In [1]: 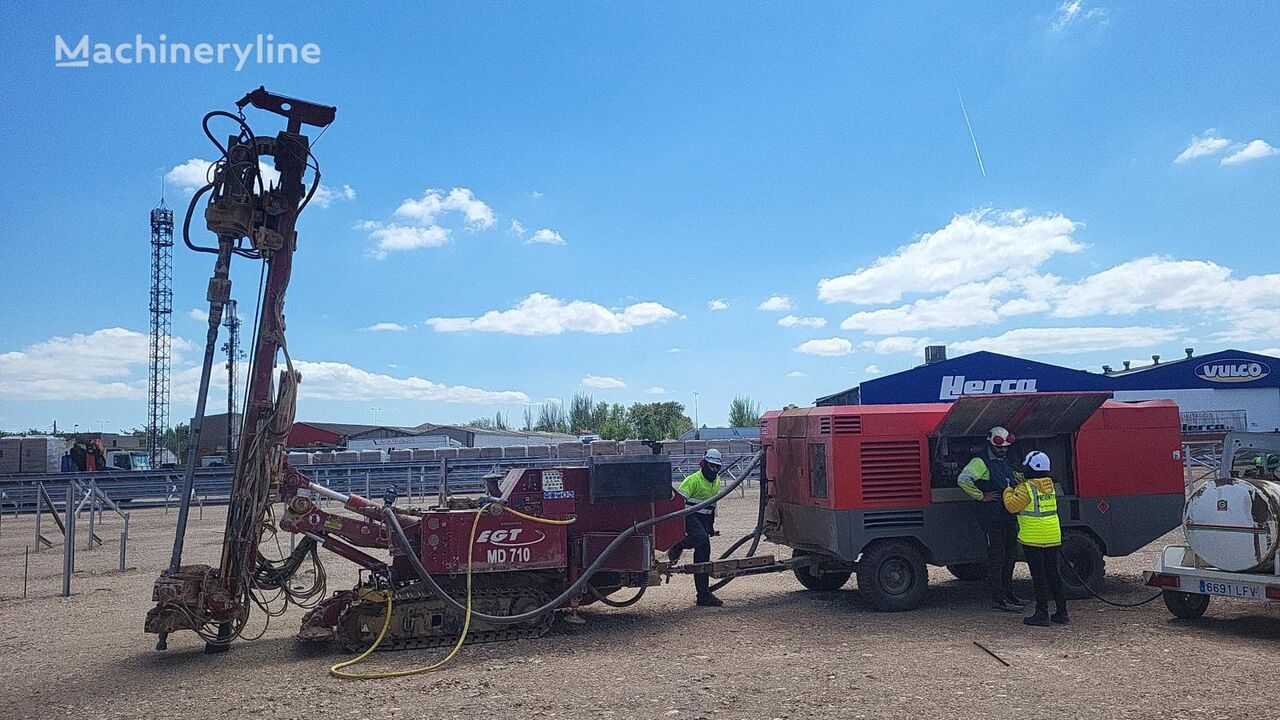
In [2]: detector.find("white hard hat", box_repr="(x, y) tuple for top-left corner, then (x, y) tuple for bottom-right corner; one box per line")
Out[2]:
(703, 448), (724, 466)
(988, 426), (1014, 447)
(1023, 451), (1051, 472)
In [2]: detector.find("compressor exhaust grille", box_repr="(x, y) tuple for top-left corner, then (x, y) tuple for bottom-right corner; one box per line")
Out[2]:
(860, 440), (924, 504)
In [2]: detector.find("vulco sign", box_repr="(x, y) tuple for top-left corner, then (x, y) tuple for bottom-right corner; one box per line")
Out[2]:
(1196, 360), (1269, 384)
(940, 375), (1037, 400)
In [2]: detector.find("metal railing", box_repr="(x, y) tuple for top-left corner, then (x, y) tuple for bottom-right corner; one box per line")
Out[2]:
(0, 452), (761, 513)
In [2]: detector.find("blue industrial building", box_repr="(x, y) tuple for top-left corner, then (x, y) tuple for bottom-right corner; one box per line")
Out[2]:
(817, 347), (1279, 434)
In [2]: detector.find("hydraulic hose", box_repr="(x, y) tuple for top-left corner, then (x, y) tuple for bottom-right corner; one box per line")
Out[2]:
(587, 582), (647, 608)
(383, 450), (764, 626)
(1060, 560), (1162, 608)
(708, 469), (770, 593)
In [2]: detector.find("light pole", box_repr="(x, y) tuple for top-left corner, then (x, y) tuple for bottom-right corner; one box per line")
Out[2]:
(692, 391), (700, 433)
(370, 407), (383, 425)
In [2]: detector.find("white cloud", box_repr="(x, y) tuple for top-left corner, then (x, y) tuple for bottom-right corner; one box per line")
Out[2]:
(360, 222), (451, 259)
(526, 228), (565, 246)
(293, 361), (529, 404)
(1053, 256), (1280, 318)
(582, 375), (626, 390)
(165, 157), (281, 192)
(949, 326), (1182, 356)
(189, 308), (209, 321)
(1221, 139), (1280, 166)
(839, 278), (1012, 334)
(309, 183), (357, 208)
(778, 314), (827, 329)
(707, 298), (730, 311)
(862, 336), (933, 356)
(795, 337), (853, 357)
(1254, 348), (1280, 358)
(1175, 130), (1231, 163)
(667, 347), (685, 353)
(0, 328), (191, 401)
(864, 365), (882, 375)
(509, 219), (527, 237)
(786, 370), (807, 378)
(426, 293), (678, 335)
(646, 386), (670, 395)
(394, 188), (495, 231)
(758, 295), (793, 312)
(818, 210), (1083, 304)
(1051, 1), (1106, 32)
(531, 191), (544, 199)
(363, 322), (407, 332)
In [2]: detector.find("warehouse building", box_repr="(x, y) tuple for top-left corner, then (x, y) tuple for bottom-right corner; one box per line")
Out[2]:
(817, 346), (1279, 435)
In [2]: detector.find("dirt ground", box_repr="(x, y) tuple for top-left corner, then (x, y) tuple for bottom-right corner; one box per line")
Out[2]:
(1, 488), (1277, 720)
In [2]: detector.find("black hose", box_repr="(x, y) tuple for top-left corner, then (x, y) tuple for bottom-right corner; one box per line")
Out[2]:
(1060, 561), (1162, 608)
(587, 582), (647, 608)
(708, 472), (770, 592)
(383, 451), (764, 625)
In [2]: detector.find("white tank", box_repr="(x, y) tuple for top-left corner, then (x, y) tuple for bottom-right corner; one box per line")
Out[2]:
(1184, 477), (1280, 573)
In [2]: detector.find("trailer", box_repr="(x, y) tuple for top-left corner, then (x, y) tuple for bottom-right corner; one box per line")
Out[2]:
(761, 392), (1187, 610)
(1143, 431), (1280, 618)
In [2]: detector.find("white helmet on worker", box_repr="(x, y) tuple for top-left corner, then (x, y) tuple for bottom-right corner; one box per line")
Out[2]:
(987, 426), (1014, 447)
(1024, 451), (1051, 473)
(703, 448), (724, 467)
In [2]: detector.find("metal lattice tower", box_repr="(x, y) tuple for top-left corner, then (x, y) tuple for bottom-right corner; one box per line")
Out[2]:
(147, 199), (174, 465)
(221, 299), (242, 459)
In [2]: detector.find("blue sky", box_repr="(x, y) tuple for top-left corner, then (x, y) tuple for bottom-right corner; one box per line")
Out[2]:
(2, 2), (1278, 433)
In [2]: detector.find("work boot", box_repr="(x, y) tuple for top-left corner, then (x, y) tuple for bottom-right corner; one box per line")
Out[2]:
(1051, 608), (1070, 625)
(696, 593), (724, 607)
(667, 548), (683, 565)
(1005, 592), (1030, 607)
(1023, 609), (1051, 627)
(991, 599), (1021, 612)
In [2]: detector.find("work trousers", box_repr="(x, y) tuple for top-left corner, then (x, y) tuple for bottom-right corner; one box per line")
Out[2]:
(976, 501), (1017, 601)
(669, 513), (714, 597)
(1023, 545), (1067, 613)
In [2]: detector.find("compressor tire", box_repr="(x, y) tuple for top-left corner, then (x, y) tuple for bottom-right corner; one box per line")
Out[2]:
(1058, 531), (1105, 599)
(856, 539), (928, 612)
(946, 563), (987, 582)
(793, 557), (852, 592)
(1162, 590), (1210, 620)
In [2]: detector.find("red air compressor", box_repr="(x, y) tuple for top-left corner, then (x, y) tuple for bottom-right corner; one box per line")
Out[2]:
(761, 392), (1185, 610)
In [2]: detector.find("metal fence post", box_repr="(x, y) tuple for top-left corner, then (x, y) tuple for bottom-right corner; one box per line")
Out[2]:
(365, 471), (371, 498)
(62, 483), (76, 597)
(406, 468), (412, 504)
(119, 513), (129, 572)
(86, 493), (96, 550)
(438, 458), (448, 507)
(33, 484), (43, 554)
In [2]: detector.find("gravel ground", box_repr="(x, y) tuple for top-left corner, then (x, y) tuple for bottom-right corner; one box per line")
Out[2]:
(1, 488), (1277, 720)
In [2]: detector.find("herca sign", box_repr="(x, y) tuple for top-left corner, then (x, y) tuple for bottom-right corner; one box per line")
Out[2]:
(940, 375), (1037, 400)
(1195, 359), (1271, 384)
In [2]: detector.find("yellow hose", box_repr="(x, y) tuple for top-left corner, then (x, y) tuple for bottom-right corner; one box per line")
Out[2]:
(329, 504), (575, 679)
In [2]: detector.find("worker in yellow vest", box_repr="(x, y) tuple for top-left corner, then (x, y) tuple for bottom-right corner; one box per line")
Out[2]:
(667, 448), (725, 607)
(1003, 451), (1069, 626)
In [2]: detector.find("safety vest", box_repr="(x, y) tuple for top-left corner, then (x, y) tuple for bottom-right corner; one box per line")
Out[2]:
(1014, 479), (1061, 548)
(678, 469), (718, 515)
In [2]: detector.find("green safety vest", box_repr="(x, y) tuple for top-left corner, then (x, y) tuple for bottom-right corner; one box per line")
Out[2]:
(1014, 479), (1061, 548)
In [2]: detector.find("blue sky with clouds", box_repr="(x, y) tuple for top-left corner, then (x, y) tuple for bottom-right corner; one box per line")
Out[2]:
(2, 2), (1278, 432)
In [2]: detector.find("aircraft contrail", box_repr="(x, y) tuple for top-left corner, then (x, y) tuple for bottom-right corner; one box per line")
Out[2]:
(957, 87), (987, 178)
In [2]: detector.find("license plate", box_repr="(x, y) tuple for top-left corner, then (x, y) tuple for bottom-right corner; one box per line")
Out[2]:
(1198, 579), (1264, 600)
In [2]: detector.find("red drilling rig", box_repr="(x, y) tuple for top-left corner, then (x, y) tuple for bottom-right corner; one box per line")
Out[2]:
(144, 90), (729, 655)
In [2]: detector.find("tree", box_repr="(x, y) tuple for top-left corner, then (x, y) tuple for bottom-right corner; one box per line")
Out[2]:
(628, 401), (693, 441)
(569, 392), (595, 434)
(596, 403), (633, 440)
(163, 423), (190, 458)
(522, 405), (535, 432)
(535, 402), (570, 434)
(728, 395), (762, 428)
(466, 416), (498, 430)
